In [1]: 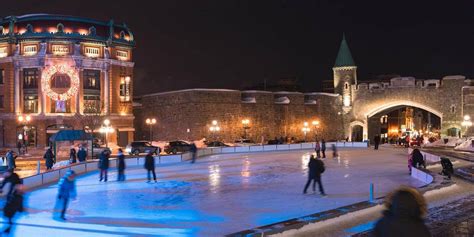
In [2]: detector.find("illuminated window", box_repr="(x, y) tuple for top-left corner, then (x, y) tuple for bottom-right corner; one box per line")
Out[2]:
(24, 45), (37, 56)
(52, 44), (69, 55)
(0, 47), (7, 57)
(83, 70), (100, 89)
(51, 74), (71, 88)
(116, 50), (128, 60)
(120, 76), (131, 102)
(23, 69), (38, 89)
(23, 95), (38, 113)
(51, 99), (70, 113)
(84, 46), (100, 58)
(83, 95), (101, 113)
(380, 115), (388, 124)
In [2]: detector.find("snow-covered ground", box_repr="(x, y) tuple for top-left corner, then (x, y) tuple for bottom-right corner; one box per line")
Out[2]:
(4, 147), (423, 236)
(454, 137), (474, 151)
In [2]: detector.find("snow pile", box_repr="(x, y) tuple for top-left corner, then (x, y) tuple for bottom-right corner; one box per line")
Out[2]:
(52, 160), (70, 169)
(424, 137), (463, 147)
(454, 137), (474, 151)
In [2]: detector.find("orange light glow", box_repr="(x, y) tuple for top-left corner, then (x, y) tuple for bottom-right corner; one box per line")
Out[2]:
(48, 27), (57, 33)
(77, 29), (88, 35)
(18, 28), (26, 34)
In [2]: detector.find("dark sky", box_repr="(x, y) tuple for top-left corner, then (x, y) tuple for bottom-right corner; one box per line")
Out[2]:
(2, 0), (473, 95)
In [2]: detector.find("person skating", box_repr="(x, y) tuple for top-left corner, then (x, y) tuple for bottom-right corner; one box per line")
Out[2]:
(374, 135), (381, 150)
(144, 152), (157, 182)
(303, 155), (326, 196)
(373, 186), (431, 237)
(117, 148), (126, 181)
(98, 150), (110, 182)
(2, 183), (24, 234)
(44, 148), (55, 170)
(314, 140), (321, 158)
(321, 139), (327, 158)
(0, 169), (22, 199)
(16, 141), (22, 155)
(331, 144), (338, 158)
(5, 150), (16, 171)
(190, 142), (197, 163)
(77, 146), (87, 162)
(57, 170), (77, 220)
(69, 147), (77, 164)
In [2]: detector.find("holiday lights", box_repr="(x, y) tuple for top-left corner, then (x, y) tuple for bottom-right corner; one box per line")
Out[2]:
(41, 64), (80, 101)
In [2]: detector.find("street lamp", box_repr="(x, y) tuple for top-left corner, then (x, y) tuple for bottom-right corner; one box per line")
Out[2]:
(241, 119), (250, 139)
(302, 122), (311, 141)
(145, 118), (157, 142)
(461, 115), (472, 137)
(312, 120), (320, 141)
(209, 120), (221, 141)
(100, 119), (114, 148)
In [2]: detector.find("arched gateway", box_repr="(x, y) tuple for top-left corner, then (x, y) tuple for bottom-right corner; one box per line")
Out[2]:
(331, 35), (474, 142)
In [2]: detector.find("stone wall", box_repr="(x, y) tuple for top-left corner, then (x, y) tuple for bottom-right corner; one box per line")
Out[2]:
(135, 89), (344, 143)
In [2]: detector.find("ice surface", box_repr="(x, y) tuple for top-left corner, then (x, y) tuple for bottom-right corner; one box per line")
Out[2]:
(3, 147), (424, 236)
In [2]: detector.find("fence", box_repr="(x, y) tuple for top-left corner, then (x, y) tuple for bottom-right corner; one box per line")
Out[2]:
(22, 141), (368, 190)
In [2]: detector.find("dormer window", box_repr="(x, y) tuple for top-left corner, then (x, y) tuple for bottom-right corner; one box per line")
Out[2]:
(119, 31), (126, 39)
(57, 23), (64, 33)
(84, 46), (100, 58)
(52, 44), (69, 55)
(23, 45), (37, 56)
(116, 50), (128, 60)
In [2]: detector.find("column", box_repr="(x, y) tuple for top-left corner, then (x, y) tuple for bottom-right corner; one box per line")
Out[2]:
(14, 67), (20, 113)
(104, 69), (109, 114)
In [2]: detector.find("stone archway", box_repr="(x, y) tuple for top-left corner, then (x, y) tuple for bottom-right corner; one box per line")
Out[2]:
(349, 120), (367, 142)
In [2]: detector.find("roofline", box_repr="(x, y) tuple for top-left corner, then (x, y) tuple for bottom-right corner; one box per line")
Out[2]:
(141, 88), (241, 97)
(1, 14), (127, 28)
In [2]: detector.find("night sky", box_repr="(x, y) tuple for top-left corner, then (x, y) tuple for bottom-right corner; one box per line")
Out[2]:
(1, 0), (473, 95)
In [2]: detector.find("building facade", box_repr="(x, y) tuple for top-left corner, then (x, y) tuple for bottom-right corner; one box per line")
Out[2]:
(0, 14), (135, 148)
(135, 35), (474, 143)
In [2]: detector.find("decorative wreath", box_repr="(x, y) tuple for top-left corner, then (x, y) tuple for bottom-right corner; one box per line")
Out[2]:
(41, 64), (80, 101)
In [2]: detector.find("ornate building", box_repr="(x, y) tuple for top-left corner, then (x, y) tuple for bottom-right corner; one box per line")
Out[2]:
(0, 14), (135, 148)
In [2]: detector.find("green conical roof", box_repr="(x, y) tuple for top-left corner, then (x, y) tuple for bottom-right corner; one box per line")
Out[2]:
(334, 34), (356, 67)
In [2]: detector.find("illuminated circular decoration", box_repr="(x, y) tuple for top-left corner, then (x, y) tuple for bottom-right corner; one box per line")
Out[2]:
(41, 64), (80, 101)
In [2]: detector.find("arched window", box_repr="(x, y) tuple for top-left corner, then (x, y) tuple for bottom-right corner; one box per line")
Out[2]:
(344, 82), (349, 90)
(57, 23), (64, 33)
(119, 31), (126, 39)
(450, 105), (456, 114)
(88, 26), (96, 36)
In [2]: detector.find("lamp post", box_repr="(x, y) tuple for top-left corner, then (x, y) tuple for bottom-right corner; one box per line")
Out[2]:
(461, 115), (472, 138)
(312, 120), (320, 141)
(145, 118), (157, 142)
(302, 122), (311, 142)
(100, 119), (114, 148)
(242, 119), (250, 139)
(209, 120), (221, 141)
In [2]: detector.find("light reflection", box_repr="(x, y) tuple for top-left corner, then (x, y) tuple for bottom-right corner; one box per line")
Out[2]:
(344, 159), (350, 169)
(241, 159), (251, 178)
(301, 153), (311, 172)
(208, 164), (220, 193)
(344, 174), (350, 178)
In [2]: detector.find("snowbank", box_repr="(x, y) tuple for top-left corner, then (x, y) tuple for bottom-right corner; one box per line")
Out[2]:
(454, 137), (474, 151)
(424, 137), (464, 147)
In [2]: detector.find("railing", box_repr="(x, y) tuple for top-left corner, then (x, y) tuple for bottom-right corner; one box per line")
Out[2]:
(21, 141), (368, 190)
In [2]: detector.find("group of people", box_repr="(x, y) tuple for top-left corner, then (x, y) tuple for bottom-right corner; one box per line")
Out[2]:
(43, 145), (88, 170)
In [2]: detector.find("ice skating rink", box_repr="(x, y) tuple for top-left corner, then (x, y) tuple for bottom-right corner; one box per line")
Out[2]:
(5, 146), (423, 236)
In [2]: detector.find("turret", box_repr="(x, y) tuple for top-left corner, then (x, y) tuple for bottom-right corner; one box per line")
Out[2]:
(333, 33), (357, 110)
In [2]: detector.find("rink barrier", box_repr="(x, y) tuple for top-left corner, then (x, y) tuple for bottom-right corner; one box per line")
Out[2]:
(408, 148), (441, 163)
(411, 167), (434, 184)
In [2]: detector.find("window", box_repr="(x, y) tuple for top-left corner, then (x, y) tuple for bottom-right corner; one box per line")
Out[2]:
(0, 95), (3, 109)
(344, 83), (349, 90)
(23, 45), (37, 56)
(84, 46), (100, 58)
(0, 69), (4, 84)
(52, 44), (69, 55)
(83, 95), (101, 114)
(83, 70), (100, 89)
(51, 99), (71, 113)
(51, 74), (70, 88)
(23, 69), (38, 89)
(116, 50), (128, 60)
(23, 95), (38, 113)
(0, 47), (7, 57)
(120, 76), (131, 102)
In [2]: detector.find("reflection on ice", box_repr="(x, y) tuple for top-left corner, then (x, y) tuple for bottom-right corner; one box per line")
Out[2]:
(208, 164), (220, 193)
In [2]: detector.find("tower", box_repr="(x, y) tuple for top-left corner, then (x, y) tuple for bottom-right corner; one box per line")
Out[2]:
(333, 34), (357, 110)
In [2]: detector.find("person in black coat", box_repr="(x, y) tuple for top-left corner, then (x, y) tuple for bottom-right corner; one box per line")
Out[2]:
(98, 150), (110, 182)
(411, 149), (425, 169)
(190, 143), (197, 163)
(0, 169), (22, 198)
(117, 148), (126, 181)
(374, 135), (381, 150)
(374, 186), (431, 237)
(44, 148), (55, 170)
(303, 155), (326, 195)
(144, 152), (157, 182)
(321, 139), (327, 158)
(69, 147), (77, 164)
(2, 184), (24, 234)
(77, 147), (87, 162)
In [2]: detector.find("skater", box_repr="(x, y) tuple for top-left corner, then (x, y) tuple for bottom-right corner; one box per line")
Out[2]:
(190, 142), (197, 163)
(0, 169), (22, 198)
(69, 147), (77, 164)
(374, 186), (430, 237)
(57, 170), (77, 220)
(374, 135), (381, 150)
(117, 148), (126, 181)
(331, 144), (338, 158)
(303, 155), (326, 196)
(16, 141), (22, 155)
(315, 140), (321, 158)
(6, 150), (16, 171)
(439, 157), (454, 180)
(77, 146), (87, 162)
(321, 139), (326, 158)
(98, 150), (110, 182)
(44, 147), (55, 170)
(144, 152), (157, 182)
(2, 183), (24, 234)
(411, 149), (425, 169)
